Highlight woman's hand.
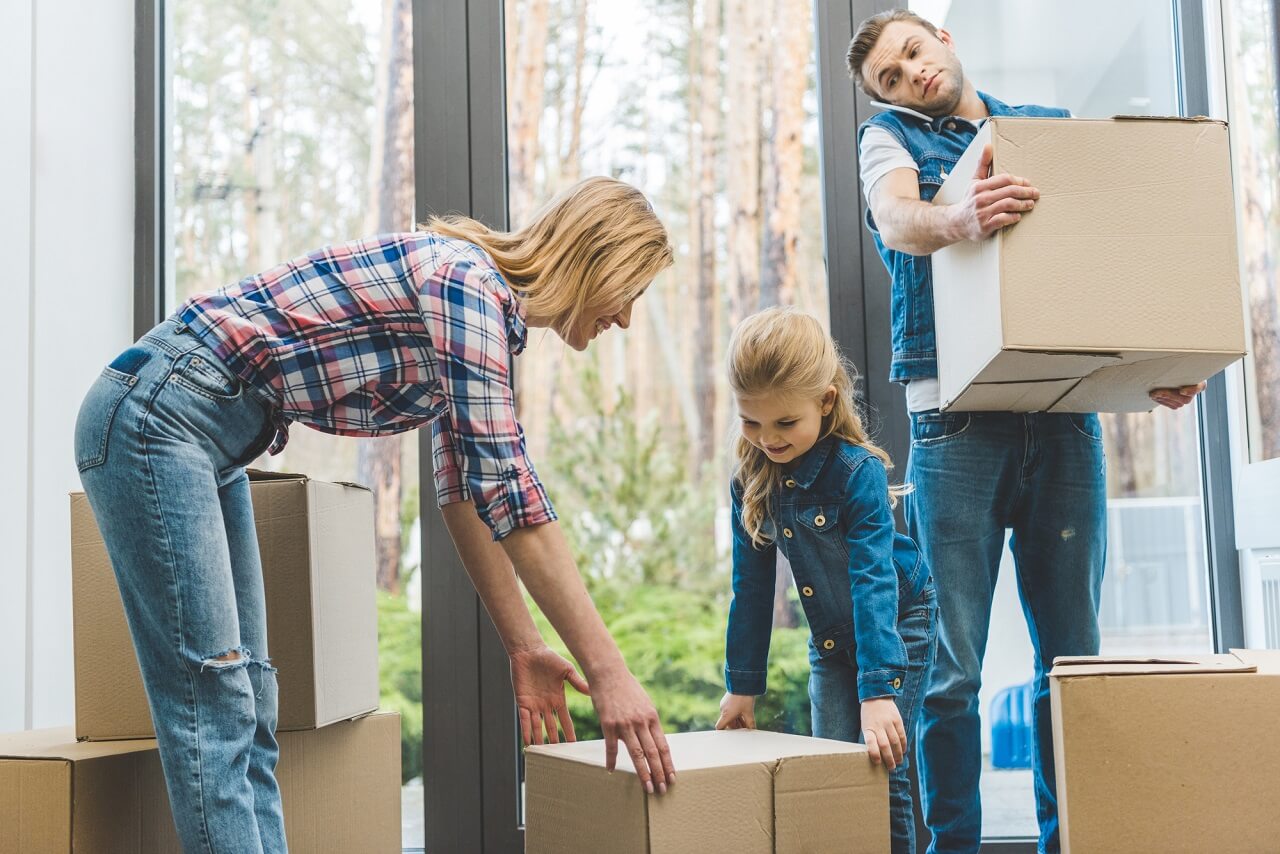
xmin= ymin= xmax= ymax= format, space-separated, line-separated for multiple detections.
xmin=589 ymin=668 xmax=675 ymax=795
xmin=861 ymin=697 xmax=906 ymax=770
xmin=715 ymin=692 xmax=758 ymax=730
xmin=510 ymin=645 xmax=590 ymax=746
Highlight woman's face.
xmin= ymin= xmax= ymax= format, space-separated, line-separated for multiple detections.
xmin=561 ymin=286 xmax=647 ymax=351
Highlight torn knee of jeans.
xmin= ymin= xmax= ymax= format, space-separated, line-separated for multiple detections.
xmin=200 ymin=645 xmax=251 ymax=673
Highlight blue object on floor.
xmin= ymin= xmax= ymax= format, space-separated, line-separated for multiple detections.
xmin=990 ymin=680 xmax=1035 ymax=769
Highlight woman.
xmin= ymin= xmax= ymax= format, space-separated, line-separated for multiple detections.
xmin=74 ymin=176 xmax=677 ymax=853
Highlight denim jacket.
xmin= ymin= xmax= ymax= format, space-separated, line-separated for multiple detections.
xmin=724 ymin=437 xmax=931 ymax=702
xmin=857 ymin=92 xmax=1070 ymax=384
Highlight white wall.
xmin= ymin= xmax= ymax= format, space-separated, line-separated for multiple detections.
xmin=1 ymin=0 xmax=135 ymax=730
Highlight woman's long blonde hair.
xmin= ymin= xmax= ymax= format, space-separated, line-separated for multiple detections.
xmin=422 ymin=176 xmax=674 ymax=338
xmin=728 ymin=306 xmax=907 ymax=547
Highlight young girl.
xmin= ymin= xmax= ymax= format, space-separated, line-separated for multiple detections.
xmin=75 ymin=176 xmax=677 ymax=853
xmin=715 ymin=306 xmax=937 ymax=854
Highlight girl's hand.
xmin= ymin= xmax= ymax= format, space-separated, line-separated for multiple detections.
xmin=715 ymin=692 xmax=757 ymax=730
xmin=861 ymin=697 xmax=906 ymax=770
xmin=510 ymin=644 xmax=590 ymax=746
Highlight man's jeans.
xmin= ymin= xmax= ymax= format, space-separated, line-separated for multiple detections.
xmin=810 ymin=585 xmax=938 ymax=854
xmin=75 ymin=319 xmax=285 ymax=853
xmin=906 ymin=410 xmax=1106 ymax=854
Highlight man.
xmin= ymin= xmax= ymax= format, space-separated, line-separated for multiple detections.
xmin=845 ymin=10 xmax=1204 ymax=853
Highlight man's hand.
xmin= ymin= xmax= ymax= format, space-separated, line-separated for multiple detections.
xmin=861 ymin=697 xmax=907 ymax=771
xmin=950 ymin=144 xmax=1040 ymax=242
xmin=590 ymin=668 xmax=676 ymax=795
xmin=714 ymin=692 xmax=758 ymax=730
xmin=1151 ymin=382 xmax=1206 ymax=410
xmin=510 ymin=645 xmax=590 ymax=746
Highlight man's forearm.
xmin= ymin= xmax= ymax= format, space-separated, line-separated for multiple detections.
xmin=875 ymin=195 xmax=965 ymax=256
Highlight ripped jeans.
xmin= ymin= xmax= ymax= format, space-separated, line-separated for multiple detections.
xmin=75 ymin=319 xmax=285 ymax=853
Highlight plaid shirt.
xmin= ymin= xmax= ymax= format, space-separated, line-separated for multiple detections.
xmin=178 ymin=233 xmax=556 ymax=540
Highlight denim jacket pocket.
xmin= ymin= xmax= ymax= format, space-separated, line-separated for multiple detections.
xmin=797 ymin=504 xmax=839 ymax=534
xmin=75 ymin=363 xmax=143 ymax=472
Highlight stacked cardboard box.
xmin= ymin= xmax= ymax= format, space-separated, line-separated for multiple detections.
xmin=0 ymin=471 xmax=401 ymax=853
xmin=931 ymin=116 xmax=1246 ymax=412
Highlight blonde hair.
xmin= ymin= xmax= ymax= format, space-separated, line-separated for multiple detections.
xmin=728 ymin=306 xmax=907 ymax=547
xmin=422 ymin=176 xmax=674 ymax=338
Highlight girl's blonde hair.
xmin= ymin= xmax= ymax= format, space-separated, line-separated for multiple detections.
xmin=422 ymin=176 xmax=674 ymax=338
xmin=728 ymin=306 xmax=907 ymax=547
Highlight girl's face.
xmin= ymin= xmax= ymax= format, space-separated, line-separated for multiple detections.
xmin=560 ymin=285 xmax=647 ymax=351
xmin=736 ymin=387 xmax=836 ymax=467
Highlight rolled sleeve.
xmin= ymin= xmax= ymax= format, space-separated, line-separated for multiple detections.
xmin=420 ymin=259 xmax=557 ymax=540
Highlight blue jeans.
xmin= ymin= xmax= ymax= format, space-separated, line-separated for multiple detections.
xmin=809 ymin=585 xmax=938 ymax=854
xmin=906 ymin=411 xmax=1106 ymax=854
xmin=74 ymin=319 xmax=286 ymax=853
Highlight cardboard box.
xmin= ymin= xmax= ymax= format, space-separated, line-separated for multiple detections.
xmin=931 ymin=116 xmax=1245 ymax=412
xmin=0 ymin=711 xmax=402 ymax=854
xmin=71 ymin=470 xmax=379 ymax=740
xmin=1050 ymin=650 xmax=1280 ymax=853
xmin=525 ymin=729 xmax=887 ymax=853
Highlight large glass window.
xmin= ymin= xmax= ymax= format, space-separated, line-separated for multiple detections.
xmin=166 ymin=2 xmax=423 ymax=846
xmin=909 ymin=0 xmax=1209 ymax=840
xmin=1223 ymin=0 xmax=1280 ymax=463
xmin=503 ymin=0 xmax=829 ymax=816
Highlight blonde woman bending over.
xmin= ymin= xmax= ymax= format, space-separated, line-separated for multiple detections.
xmin=75 ymin=177 xmax=677 ymax=854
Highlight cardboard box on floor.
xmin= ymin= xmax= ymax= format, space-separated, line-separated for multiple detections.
xmin=931 ymin=116 xmax=1246 ymax=412
xmin=70 ymin=470 xmax=378 ymax=741
xmin=525 ymin=729 xmax=887 ymax=854
xmin=0 ymin=711 xmax=402 ymax=854
xmin=1050 ymin=650 xmax=1280 ymax=854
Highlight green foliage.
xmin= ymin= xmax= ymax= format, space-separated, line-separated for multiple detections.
xmin=377 ymin=590 xmax=423 ymax=784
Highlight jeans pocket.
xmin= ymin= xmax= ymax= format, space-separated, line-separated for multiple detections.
xmin=911 ymin=411 xmax=971 ymax=445
xmin=1067 ymin=412 xmax=1104 ymax=443
xmin=75 ymin=364 xmax=142 ymax=472
xmin=171 ymin=352 xmax=242 ymax=401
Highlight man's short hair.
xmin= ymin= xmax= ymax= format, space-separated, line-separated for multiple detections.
xmin=846 ymin=9 xmax=940 ymax=94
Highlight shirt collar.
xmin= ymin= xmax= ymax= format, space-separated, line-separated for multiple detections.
xmin=786 ymin=435 xmax=836 ymax=490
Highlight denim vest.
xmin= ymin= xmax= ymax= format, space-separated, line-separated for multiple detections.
xmin=724 ymin=437 xmax=931 ymax=702
xmin=858 ymin=91 xmax=1070 ymax=383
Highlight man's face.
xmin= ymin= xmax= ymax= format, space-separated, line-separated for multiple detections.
xmin=861 ymin=21 xmax=965 ymax=117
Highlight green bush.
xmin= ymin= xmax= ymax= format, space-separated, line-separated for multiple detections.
xmin=378 ymin=589 xmax=423 ymax=783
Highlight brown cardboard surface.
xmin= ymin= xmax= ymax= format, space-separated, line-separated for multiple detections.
xmin=1050 ymin=650 xmax=1280 ymax=853
xmin=932 ymin=117 xmax=1245 ymax=412
xmin=0 ymin=712 xmax=400 ymax=854
xmin=525 ymin=729 xmax=887 ymax=853
xmin=71 ymin=471 xmax=378 ymax=740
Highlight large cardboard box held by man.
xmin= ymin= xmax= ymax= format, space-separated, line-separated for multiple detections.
xmin=1050 ymin=650 xmax=1280 ymax=854
xmin=71 ymin=470 xmax=379 ymax=740
xmin=0 ymin=712 xmax=402 ymax=854
xmin=525 ymin=729 xmax=888 ymax=854
xmin=931 ymin=116 xmax=1245 ymax=412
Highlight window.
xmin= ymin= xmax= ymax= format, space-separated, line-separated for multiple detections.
xmin=166 ymin=2 xmax=423 ymax=846
xmin=1223 ymin=0 xmax=1280 ymax=463
xmin=908 ymin=0 xmax=1210 ymax=840
xmin=503 ymin=0 xmax=829 ymax=818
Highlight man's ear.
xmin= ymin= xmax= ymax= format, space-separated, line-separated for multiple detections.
xmin=937 ymin=27 xmax=955 ymax=51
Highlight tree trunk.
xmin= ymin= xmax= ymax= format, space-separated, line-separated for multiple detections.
xmin=563 ymin=0 xmax=590 ymax=183
xmin=761 ymin=0 xmax=807 ymax=309
xmin=508 ymin=0 xmax=551 ymax=225
xmin=724 ymin=0 xmax=763 ymax=324
xmin=693 ymin=0 xmax=721 ymax=472
xmin=357 ymin=0 xmax=415 ymax=594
